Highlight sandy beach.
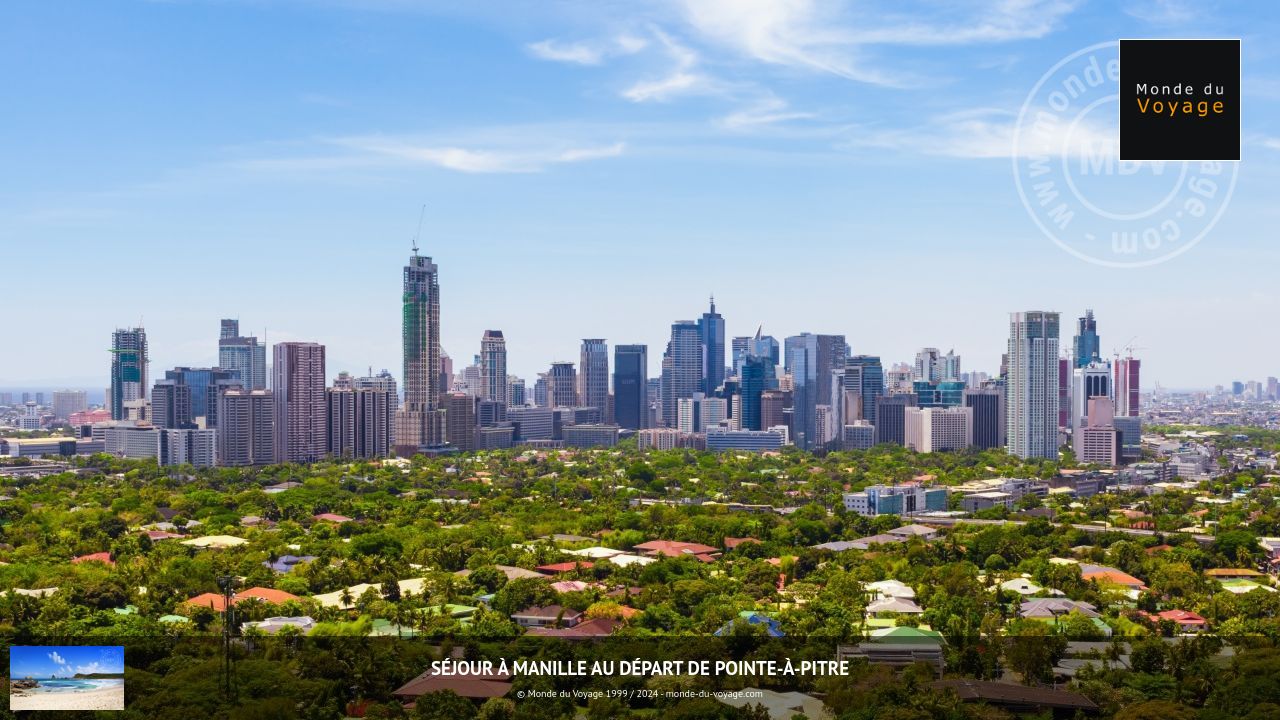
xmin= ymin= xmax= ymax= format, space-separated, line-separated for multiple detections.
xmin=10 ymin=684 xmax=125 ymax=711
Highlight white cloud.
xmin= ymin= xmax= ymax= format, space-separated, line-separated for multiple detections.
xmin=527 ymin=35 xmax=649 ymax=65
xmin=719 ymin=95 xmax=814 ymax=129
xmin=674 ymin=0 xmax=1077 ymax=86
xmin=843 ymin=107 xmax=1115 ymax=159
xmin=74 ymin=662 xmax=111 ymax=676
xmin=332 ymin=137 xmax=626 ymax=173
xmin=48 ymin=651 xmax=65 ymax=665
xmin=621 ymin=27 xmax=711 ymax=102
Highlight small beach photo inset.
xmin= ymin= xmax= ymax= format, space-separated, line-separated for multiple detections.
xmin=9 ymin=646 xmax=125 ymax=711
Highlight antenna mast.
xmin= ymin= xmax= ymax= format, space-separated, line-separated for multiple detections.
xmin=412 ymin=204 xmax=426 ymax=256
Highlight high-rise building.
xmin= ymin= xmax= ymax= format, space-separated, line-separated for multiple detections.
xmin=964 ymin=386 xmax=1005 ymax=450
xmin=731 ymin=336 xmax=751 ymax=378
xmin=151 ymin=379 xmax=194 ymax=430
xmin=395 ymin=250 xmax=444 ymax=455
xmin=51 ymin=390 xmax=87 ymax=422
xmin=661 ymin=321 xmax=702 ymax=428
xmin=326 ymin=383 xmax=356 ymax=457
xmin=508 ymin=376 xmax=526 ymax=407
xmin=613 ymin=344 xmax=648 ymax=430
xmin=847 ymin=356 xmax=883 ymax=426
xmin=914 ymin=348 xmax=941 ymax=383
xmin=328 ymin=370 xmax=394 ymax=459
xmin=1070 ymin=361 xmax=1112 ymax=436
xmin=218 ymin=320 xmax=267 ymax=391
xmin=579 ymin=339 xmax=609 ymax=413
xmin=698 ymin=297 xmax=725 ymax=395
xmin=1007 ymin=311 xmax=1060 ymax=460
xmin=905 ymin=406 xmax=973 ymax=452
xmin=547 ymin=361 xmax=578 ymax=408
xmin=1114 ymin=357 xmax=1141 ymax=417
xmin=1057 ymin=357 xmax=1071 ymax=428
xmin=1072 ymin=309 xmax=1101 ymax=368
xmin=1074 ymin=396 xmax=1118 ymax=466
xmin=216 ymin=388 xmax=274 ymax=466
xmin=875 ymin=394 xmax=917 ymax=446
xmin=158 ymin=428 xmax=217 ymax=468
xmin=273 ymin=342 xmax=326 ymax=463
xmin=110 ymin=327 xmax=148 ymax=421
xmin=760 ymin=390 xmax=789 ymax=432
xmin=165 ymin=367 xmax=238 ymax=421
xmin=940 ymin=350 xmax=961 ymax=382
xmin=479 ymin=331 xmax=508 ymax=407
xmin=738 ymin=355 xmax=771 ymax=430
xmin=784 ymin=333 xmax=846 ymax=450
xmin=443 ymin=391 xmax=477 ymax=452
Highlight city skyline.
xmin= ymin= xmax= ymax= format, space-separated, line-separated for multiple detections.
xmin=4 ymin=2 xmax=1280 ymax=389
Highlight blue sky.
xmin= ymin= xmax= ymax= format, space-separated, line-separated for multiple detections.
xmin=2 ymin=0 xmax=1278 ymax=390
xmin=10 ymin=646 xmax=124 ymax=678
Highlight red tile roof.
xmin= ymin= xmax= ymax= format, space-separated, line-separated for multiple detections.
xmin=724 ymin=537 xmax=760 ymax=550
xmin=234 ymin=587 xmax=300 ymax=604
xmin=72 ymin=552 xmax=114 ymax=566
xmin=1082 ymin=569 xmax=1146 ymax=589
xmin=183 ymin=592 xmax=228 ymax=612
xmin=633 ymin=540 xmax=719 ymax=557
xmin=535 ymin=561 xmax=594 ymax=574
xmin=313 ymin=513 xmax=352 ymax=523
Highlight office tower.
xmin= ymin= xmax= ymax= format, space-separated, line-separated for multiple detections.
xmin=661 ymin=321 xmax=702 ymax=428
xmin=1007 ymin=311 xmax=1060 ymax=460
xmin=1070 ymin=361 xmax=1112 ymax=435
xmin=395 ymin=250 xmax=444 ymax=454
xmin=1057 ymin=358 xmax=1070 ymax=428
xmin=440 ymin=352 xmax=454 ymax=394
xmin=479 ymin=330 xmax=508 ymax=407
xmin=1072 ymin=309 xmax=1101 ymax=368
xmin=579 ymin=339 xmax=609 ymax=412
xmin=1231 ymin=381 xmax=1244 ymax=396
xmin=759 ymin=390 xmax=789 ymax=431
xmin=218 ymin=320 xmax=267 ymax=391
xmin=914 ymin=348 xmax=941 ymax=383
xmin=507 ymin=406 xmax=554 ymax=441
xmin=547 ymin=361 xmax=578 ymax=408
xmin=216 ymin=388 xmax=274 ymax=466
xmin=110 ymin=327 xmax=148 ymax=420
xmin=51 ymin=390 xmax=87 ymax=422
xmin=273 ymin=342 xmax=327 ymax=463
xmin=443 ymin=391 xmax=477 ymax=452
xmin=731 ymin=336 xmax=751 ymax=377
xmin=534 ymin=375 xmax=548 ymax=407
xmin=151 ymin=380 xmax=194 ymax=430
xmin=784 ymin=333 xmax=846 ymax=450
xmin=738 ymin=355 xmax=771 ymax=430
xmin=875 ymin=394 xmax=916 ymax=446
xmin=677 ymin=393 xmax=703 ymax=433
xmin=1269 ymin=377 xmax=1280 ymax=402
xmin=964 ymin=386 xmax=1005 ymax=450
xmin=940 ymin=350 xmax=961 ymax=381
xmin=842 ymin=422 xmax=875 ymax=450
xmin=35 ymin=392 xmax=44 ymax=406
xmin=1113 ymin=415 xmax=1141 ymax=462
xmin=751 ymin=329 xmax=780 ymax=367
xmin=1074 ymin=396 xmax=1118 ymax=466
xmin=508 ymin=376 xmax=526 ymax=407
xmin=326 ymin=382 xmax=356 ymax=457
xmin=905 ymin=406 xmax=973 ymax=452
xmin=165 ymin=367 xmax=238 ymax=422
xmin=847 ymin=356 xmax=883 ymax=426
xmin=698 ymin=297 xmax=725 ymax=395
xmin=1114 ymin=357 xmax=1141 ymax=417
xmin=613 ymin=344 xmax=648 ymax=430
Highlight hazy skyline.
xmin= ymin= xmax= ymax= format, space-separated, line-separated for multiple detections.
xmin=3 ymin=1 xmax=1279 ymax=390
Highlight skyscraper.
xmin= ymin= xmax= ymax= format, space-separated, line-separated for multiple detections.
xmin=479 ymin=330 xmax=508 ymax=409
xmin=1007 ymin=311 xmax=1060 ymax=460
xmin=1070 ymin=361 xmax=1111 ymax=436
xmin=698 ymin=297 xmax=725 ymax=395
xmin=613 ymin=344 xmax=648 ymax=430
xmin=443 ymin=391 xmax=477 ymax=452
xmin=165 ymin=367 xmax=238 ymax=421
xmin=874 ymin=394 xmax=916 ymax=446
xmin=547 ymin=361 xmax=578 ymax=408
xmin=784 ymin=333 xmax=846 ymax=450
xmin=110 ymin=327 xmax=148 ymax=421
xmin=1073 ymin=309 xmax=1101 ymax=368
xmin=395 ymin=250 xmax=444 ymax=454
xmin=661 ymin=321 xmax=702 ymax=428
xmin=579 ymin=339 xmax=609 ymax=413
xmin=963 ymin=386 xmax=1005 ymax=450
xmin=914 ymin=348 xmax=941 ymax=383
xmin=273 ymin=342 xmax=327 ymax=463
xmin=216 ymin=387 xmax=274 ymax=466
xmin=847 ymin=355 xmax=884 ymax=426
xmin=218 ymin=319 xmax=267 ymax=391
xmin=51 ymin=390 xmax=87 ymax=422
xmin=738 ymin=355 xmax=772 ymax=431
xmin=151 ymin=380 xmax=194 ymax=430
xmin=1114 ymin=357 xmax=1141 ymax=417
